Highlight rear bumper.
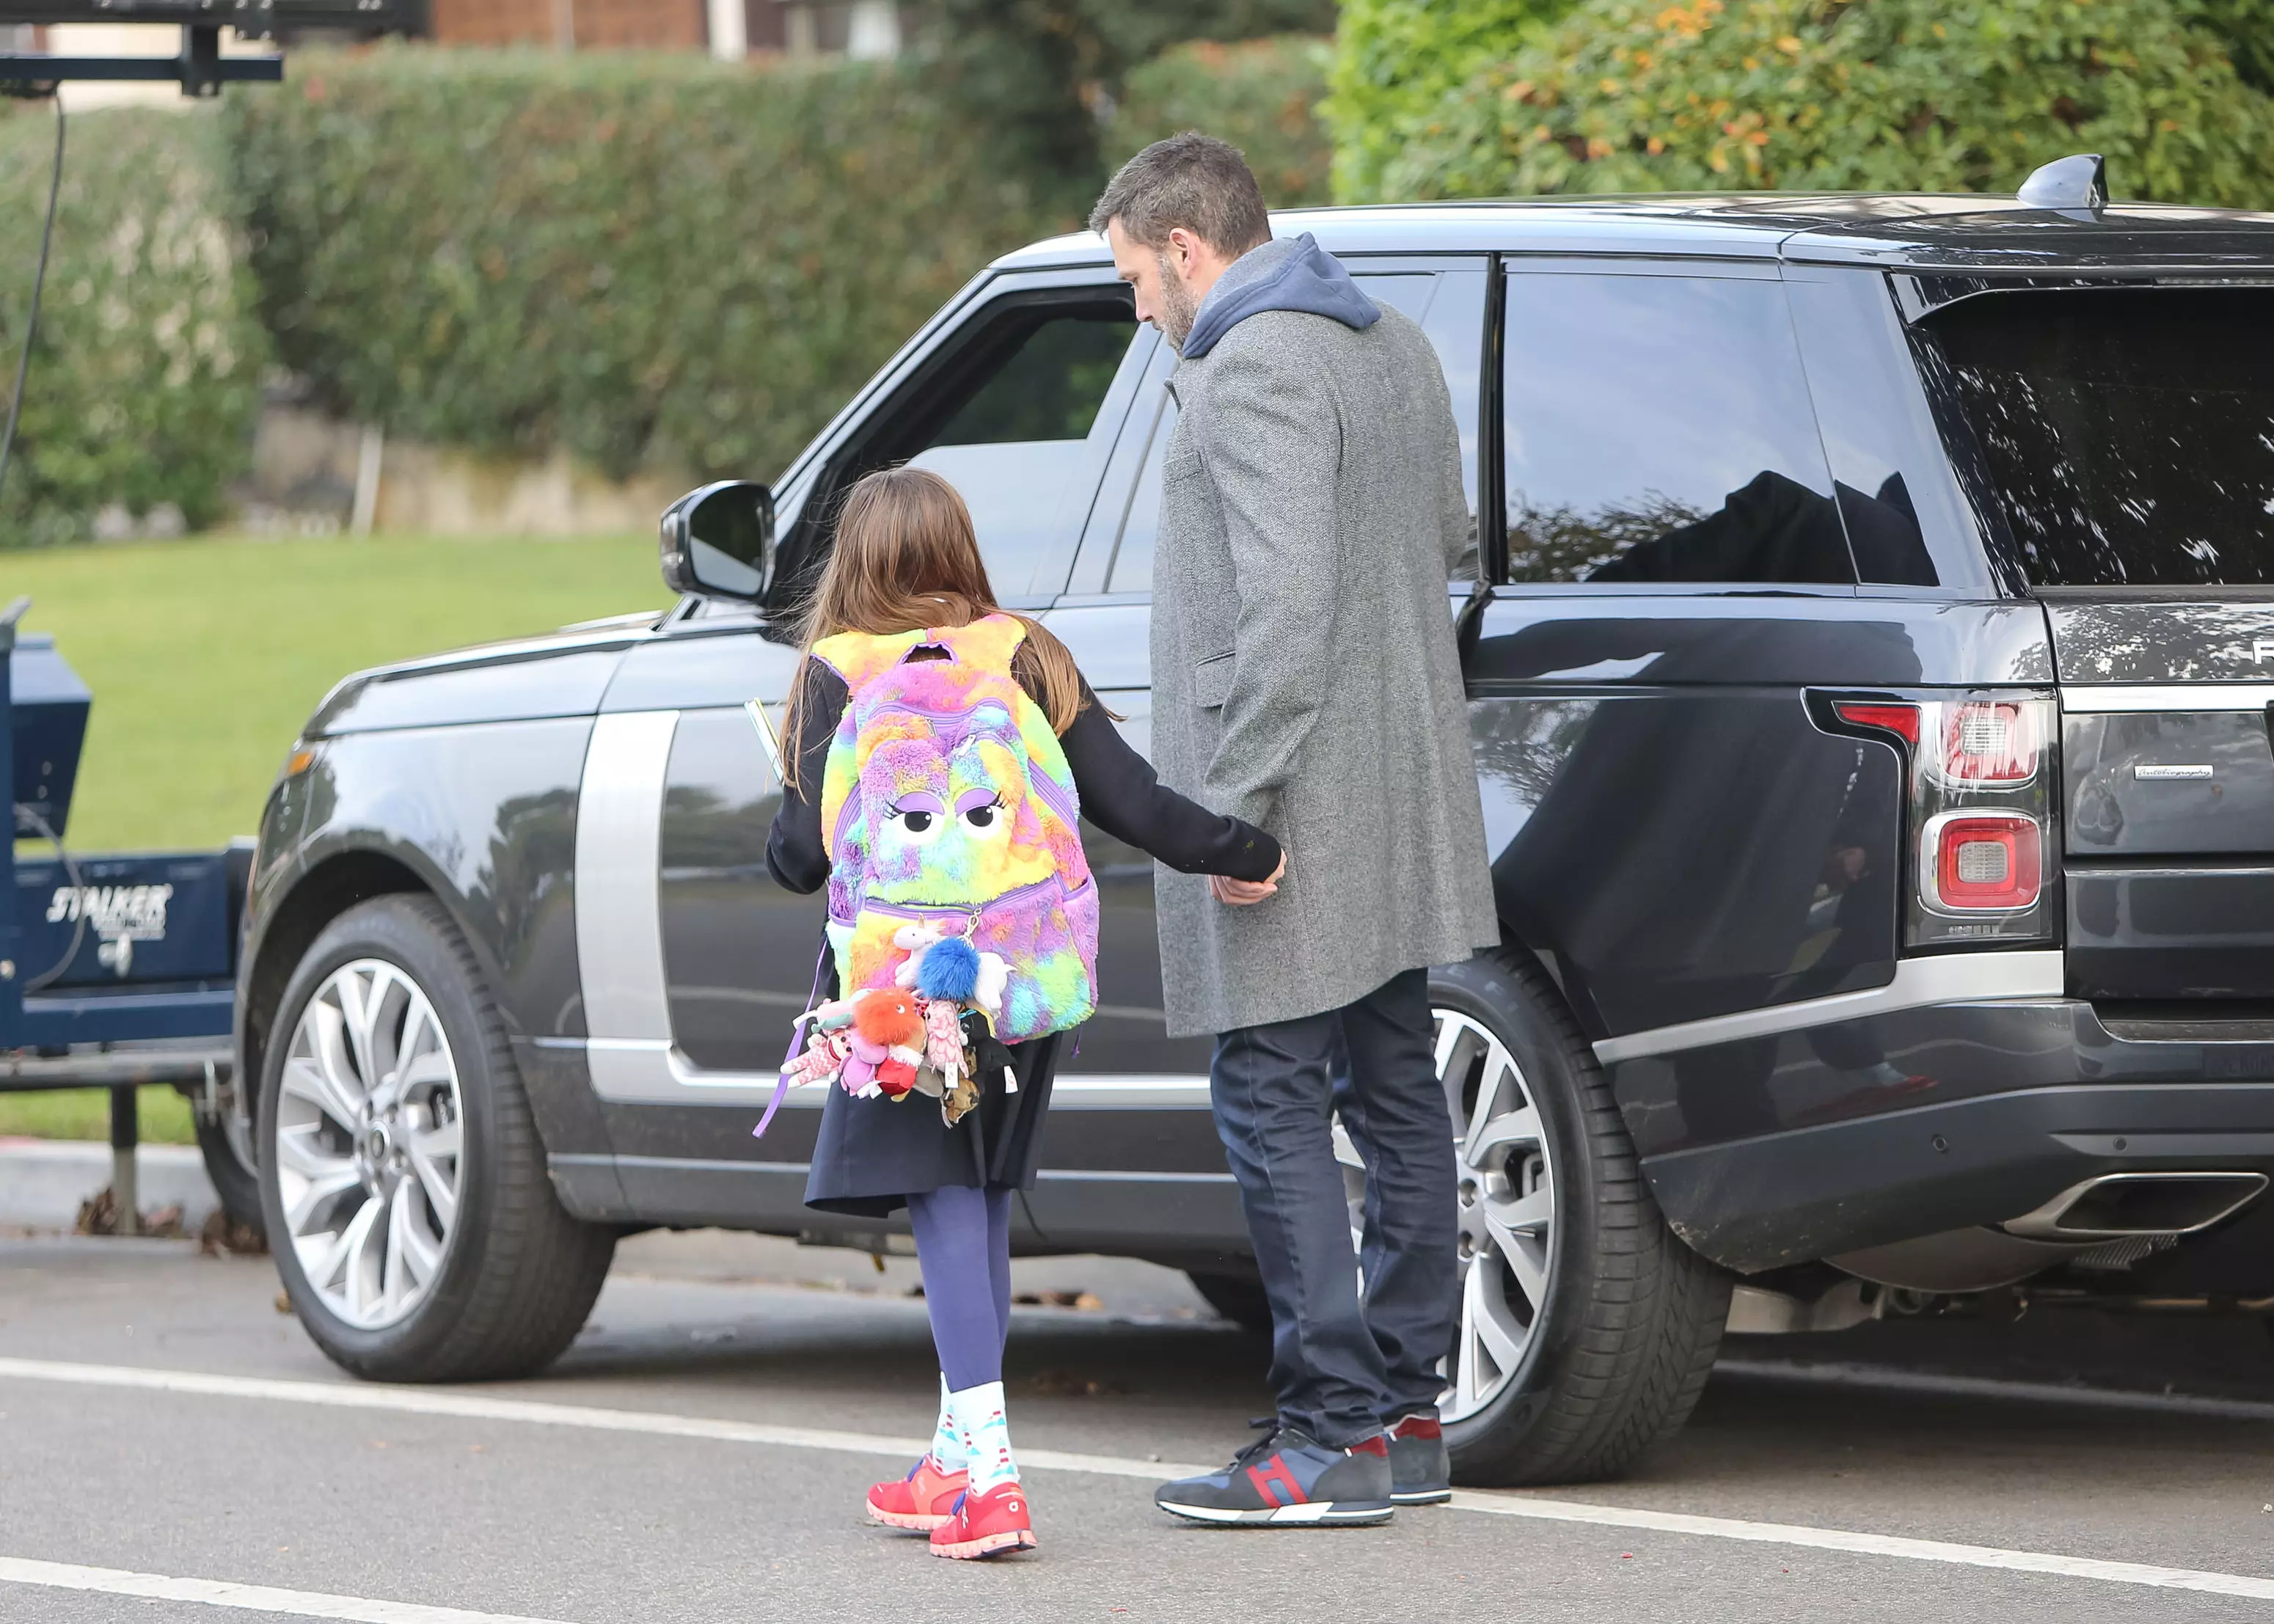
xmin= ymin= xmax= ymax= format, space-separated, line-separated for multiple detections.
xmin=1616 ymin=992 xmax=2274 ymax=1272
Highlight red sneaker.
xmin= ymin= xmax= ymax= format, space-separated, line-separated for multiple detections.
xmin=866 ymin=1455 xmax=968 ymax=1532
xmin=929 ymin=1482 xmax=1037 ymax=1559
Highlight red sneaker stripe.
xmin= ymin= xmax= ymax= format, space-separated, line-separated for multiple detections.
xmin=1246 ymin=1456 xmax=1302 ymax=1507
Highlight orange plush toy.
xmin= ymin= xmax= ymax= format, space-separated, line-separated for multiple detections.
xmin=846 ymin=988 xmax=926 ymax=1099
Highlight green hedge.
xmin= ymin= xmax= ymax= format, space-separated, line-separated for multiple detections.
xmin=1108 ymin=36 xmax=1334 ymax=208
xmin=224 ymin=48 xmax=1063 ymax=485
xmin=0 ymin=108 xmax=267 ymax=547
xmin=1370 ymin=0 xmax=2274 ymax=206
xmin=1324 ymin=0 xmax=1576 ymax=202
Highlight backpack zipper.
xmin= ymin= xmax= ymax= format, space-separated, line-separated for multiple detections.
xmin=852 ymin=872 xmax=1094 ymax=923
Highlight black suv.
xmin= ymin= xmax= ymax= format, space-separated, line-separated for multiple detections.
xmin=230 ymin=167 xmax=2274 ymax=1485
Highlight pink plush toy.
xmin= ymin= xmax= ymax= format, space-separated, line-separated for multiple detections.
xmin=923 ymin=998 xmax=965 ymax=1075
xmin=784 ymin=1028 xmax=850 ymax=1087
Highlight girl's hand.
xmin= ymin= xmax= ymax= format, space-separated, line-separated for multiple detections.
xmin=1210 ymin=852 xmax=1286 ymax=907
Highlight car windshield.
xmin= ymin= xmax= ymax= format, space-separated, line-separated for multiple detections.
xmin=1926 ymin=286 xmax=2274 ymax=588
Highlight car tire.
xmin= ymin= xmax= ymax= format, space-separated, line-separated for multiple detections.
xmin=259 ymin=894 xmax=614 ymax=1382
xmin=1186 ymin=1270 xmax=1272 ymax=1335
xmin=1433 ymin=947 xmax=1732 ymax=1487
xmin=191 ymin=1105 xmax=265 ymax=1238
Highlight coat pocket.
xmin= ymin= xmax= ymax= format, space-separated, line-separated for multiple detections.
xmin=1193 ymin=651 xmax=1235 ymax=710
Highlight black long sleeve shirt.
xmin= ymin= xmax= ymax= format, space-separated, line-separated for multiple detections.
xmin=766 ymin=655 xmax=1282 ymax=896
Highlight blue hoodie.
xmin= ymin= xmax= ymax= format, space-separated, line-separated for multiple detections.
xmin=1180 ymin=232 xmax=1380 ymax=359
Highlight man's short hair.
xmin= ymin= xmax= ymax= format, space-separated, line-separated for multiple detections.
xmin=1089 ymin=132 xmax=1271 ymax=255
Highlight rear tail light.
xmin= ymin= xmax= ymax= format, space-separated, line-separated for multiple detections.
xmin=1832 ymin=701 xmax=1920 ymax=747
xmin=1940 ymin=701 xmax=2039 ymax=786
xmin=1817 ymin=691 xmax=2058 ymax=948
xmin=1923 ymin=812 xmax=2043 ymax=912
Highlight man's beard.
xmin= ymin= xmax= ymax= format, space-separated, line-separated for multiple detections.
xmin=1155 ymin=252 xmax=1199 ymax=352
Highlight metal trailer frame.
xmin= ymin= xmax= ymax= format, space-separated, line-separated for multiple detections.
xmin=2 ymin=599 xmax=238 ymax=1232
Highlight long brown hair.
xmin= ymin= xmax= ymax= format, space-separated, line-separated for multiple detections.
xmin=782 ymin=466 xmax=1090 ymax=786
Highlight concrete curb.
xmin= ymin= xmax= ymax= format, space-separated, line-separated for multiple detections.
xmin=0 ymin=1140 xmax=219 ymax=1231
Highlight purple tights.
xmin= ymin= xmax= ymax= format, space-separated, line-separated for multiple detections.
xmin=905 ymin=1184 xmax=1014 ymax=1391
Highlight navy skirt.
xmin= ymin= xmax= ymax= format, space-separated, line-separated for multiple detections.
xmin=803 ymin=1031 xmax=1064 ymax=1219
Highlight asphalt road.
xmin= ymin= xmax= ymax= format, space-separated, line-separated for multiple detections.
xmin=6 ymin=1229 xmax=2274 ymax=1624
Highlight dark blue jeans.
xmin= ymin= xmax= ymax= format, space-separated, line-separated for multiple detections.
xmin=1210 ymin=968 xmax=1458 ymax=1446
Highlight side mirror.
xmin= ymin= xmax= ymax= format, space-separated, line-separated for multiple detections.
xmin=660 ymin=480 xmax=775 ymax=600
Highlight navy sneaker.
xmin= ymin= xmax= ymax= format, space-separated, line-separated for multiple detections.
xmin=1386 ymin=1413 xmax=1451 ymax=1505
xmin=1154 ymin=1419 xmax=1394 ymax=1526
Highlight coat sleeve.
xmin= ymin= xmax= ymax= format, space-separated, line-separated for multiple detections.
xmin=1056 ymin=679 xmax=1282 ymax=880
xmin=1194 ymin=335 xmax=1345 ymax=830
xmin=765 ymin=658 xmax=848 ymax=896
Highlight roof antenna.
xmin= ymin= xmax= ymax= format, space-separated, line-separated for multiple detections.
xmin=2018 ymin=153 xmax=2107 ymax=213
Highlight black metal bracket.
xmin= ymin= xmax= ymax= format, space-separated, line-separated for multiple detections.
xmin=0 ymin=22 xmax=280 ymax=95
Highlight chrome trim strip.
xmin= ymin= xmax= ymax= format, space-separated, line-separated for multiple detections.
xmin=1046 ymin=1076 xmax=1213 ymax=1109
xmin=1031 ymin=1168 xmax=1237 ymax=1185
xmin=2061 ymin=685 xmax=2274 ymax=714
xmin=572 ymin=1034 xmax=1215 ymax=1111
xmin=574 ymin=710 xmax=680 ymax=1046
xmin=583 ymin=1039 xmax=789 ymax=1106
xmin=1593 ymin=950 xmax=2066 ymax=1065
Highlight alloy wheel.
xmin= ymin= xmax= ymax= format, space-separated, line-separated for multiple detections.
xmin=1333 ymin=1008 xmax=1558 ymax=1424
xmin=274 ymin=958 xmax=464 ymax=1330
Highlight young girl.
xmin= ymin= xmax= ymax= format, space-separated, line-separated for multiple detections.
xmin=764 ymin=466 xmax=1282 ymax=1559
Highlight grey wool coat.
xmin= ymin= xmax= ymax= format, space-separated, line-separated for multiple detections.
xmin=1151 ymin=250 xmax=1499 ymax=1039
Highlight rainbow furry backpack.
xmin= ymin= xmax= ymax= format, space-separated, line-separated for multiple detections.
xmin=767 ymin=615 xmax=1097 ymax=1129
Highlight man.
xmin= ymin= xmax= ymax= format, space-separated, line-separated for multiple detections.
xmin=1089 ymin=133 xmax=1498 ymax=1525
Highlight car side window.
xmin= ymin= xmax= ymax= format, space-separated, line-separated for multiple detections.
xmin=816 ymin=296 xmax=1141 ymax=604
xmin=1105 ymin=266 xmax=1487 ymax=593
xmin=1502 ymin=271 xmax=1855 ymax=587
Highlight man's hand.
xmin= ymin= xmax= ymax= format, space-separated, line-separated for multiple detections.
xmin=1210 ymin=852 xmax=1287 ymax=907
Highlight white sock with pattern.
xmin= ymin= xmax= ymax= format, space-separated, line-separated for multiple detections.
xmin=929 ymin=1372 xmax=967 ymax=1471
xmin=947 ymin=1379 xmax=1017 ymax=1496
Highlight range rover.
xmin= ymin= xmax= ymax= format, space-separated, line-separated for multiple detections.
xmin=228 ymin=156 xmax=2274 ymax=1484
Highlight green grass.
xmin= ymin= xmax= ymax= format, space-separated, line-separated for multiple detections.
xmin=7 ymin=533 xmax=673 ymax=852
xmin=0 ymin=1085 xmax=197 ymax=1144
xmin=0 ymin=533 xmax=670 ymax=1143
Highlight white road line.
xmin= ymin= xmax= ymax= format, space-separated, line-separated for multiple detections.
xmin=0 ymin=1556 xmax=572 ymax=1623
xmin=5 ymin=1356 xmax=2274 ymax=1602
xmin=1441 ymin=1496 xmax=2274 ymax=1601
xmin=1718 ymin=1356 xmax=2274 ymax=1423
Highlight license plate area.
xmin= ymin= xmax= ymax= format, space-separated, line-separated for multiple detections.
xmin=2063 ymin=709 xmax=2274 ymax=857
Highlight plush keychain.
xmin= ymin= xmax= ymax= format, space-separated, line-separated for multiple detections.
xmin=891 ymin=920 xmax=952 ymax=990
xmin=914 ymin=937 xmax=988 ymax=1123
xmin=844 ymin=987 xmax=925 ymax=1100
xmin=784 ymin=1025 xmax=852 ymax=1087
xmin=809 ymin=927 xmax=1012 ymax=1123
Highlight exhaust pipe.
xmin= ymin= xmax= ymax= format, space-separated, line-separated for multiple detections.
xmin=2004 ymin=1171 xmax=2268 ymax=1240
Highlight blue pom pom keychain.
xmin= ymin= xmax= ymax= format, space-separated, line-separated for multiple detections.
xmin=915 ymin=934 xmax=982 ymax=1003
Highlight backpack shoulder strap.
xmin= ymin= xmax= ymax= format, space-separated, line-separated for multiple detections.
xmin=811 ymin=626 xmax=929 ymax=692
xmin=924 ymin=613 xmax=1026 ymax=674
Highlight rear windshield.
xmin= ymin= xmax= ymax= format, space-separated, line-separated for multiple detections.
xmin=1926 ymin=287 xmax=2274 ymax=588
